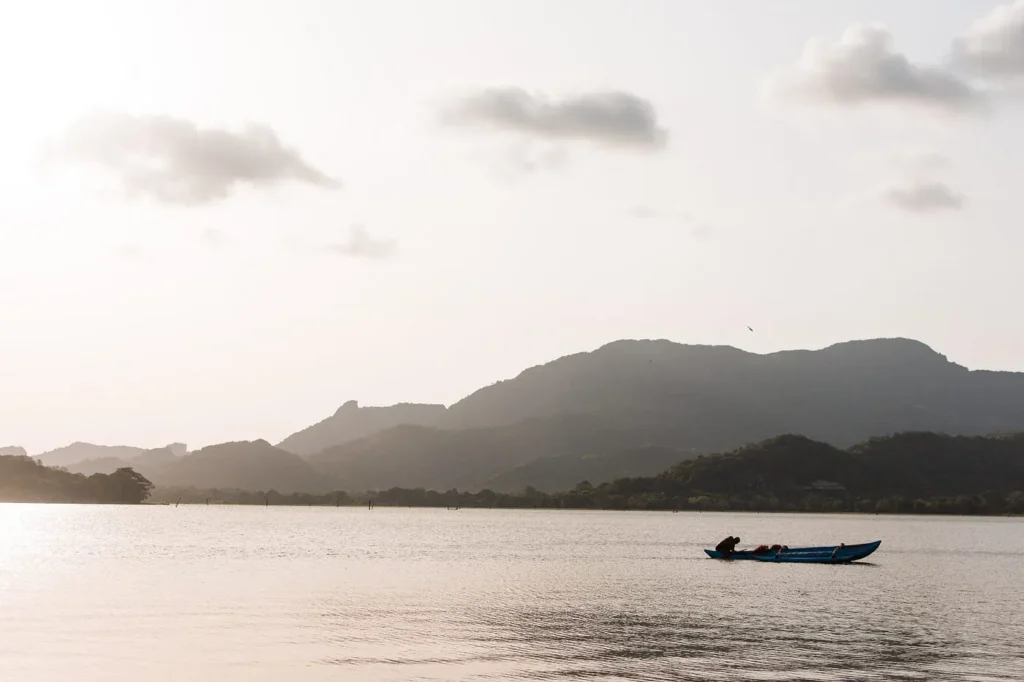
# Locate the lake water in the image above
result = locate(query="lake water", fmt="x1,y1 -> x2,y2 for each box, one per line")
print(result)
0,505 -> 1021,681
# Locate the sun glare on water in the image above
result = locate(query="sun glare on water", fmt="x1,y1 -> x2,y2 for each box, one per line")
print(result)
0,504 -> 35,566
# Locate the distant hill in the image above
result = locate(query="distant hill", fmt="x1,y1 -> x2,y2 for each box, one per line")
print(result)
132,446 -> 181,468
309,414 -> 672,491
66,457 -> 136,476
438,338 -> 1024,449
35,442 -> 147,469
647,431 -> 1024,506
294,338 -> 1024,493
366,432 -> 1024,515
67,446 -> 181,476
1,446 -> 27,457
276,400 -> 447,455
145,440 -> 330,493
34,442 -> 185,476
480,445 -> 697,493
845,431 -> 1024,498
28,337 -> 1024,496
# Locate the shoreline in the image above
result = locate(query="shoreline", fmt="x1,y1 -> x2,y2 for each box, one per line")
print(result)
0,500 -> 997,518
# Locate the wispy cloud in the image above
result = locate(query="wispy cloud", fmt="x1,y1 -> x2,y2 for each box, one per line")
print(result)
441,88 -> 669,150
883,180 -> 966,212
503,143 -> 570,175
627,205 -> 696,223
51,112 -> 339,206
765,24 -> 984,114
325,226 -> 396,259
627,205 -> 712,237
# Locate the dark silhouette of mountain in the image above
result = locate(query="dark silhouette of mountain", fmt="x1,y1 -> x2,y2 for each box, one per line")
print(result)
295,338 -> 1024,493
24,337 -> 1024,497
35,442 -> 147,469
153,432 -> 1024,516
481,445 -> 698,493
438,338 -> 1024,449
845,431 -> 1024,498
276,400 -> 447,455
309,414 -> 665,491
1,446 -> 26,457
145,440 -> 330,493
359,432 -> 1024,515
642,431 -> 1024,507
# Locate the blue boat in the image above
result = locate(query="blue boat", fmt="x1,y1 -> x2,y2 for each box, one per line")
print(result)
704,540 -> 881,563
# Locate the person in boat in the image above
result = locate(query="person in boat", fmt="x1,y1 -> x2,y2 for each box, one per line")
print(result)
715,536 -> 741,557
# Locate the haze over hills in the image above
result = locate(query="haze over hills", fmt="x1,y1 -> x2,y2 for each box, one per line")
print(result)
276,400 -> 447,456
480,445 -> 697,494
143,432 -> 1024,516
66,445 -> 185,476
41,443 -> 188,477
305,337 -> 1024,492
17,338 -> 1024,494
35,442 -> 149,469
38,440 -> 323,493
307,413 -> 670,492
145,440 -> 328,493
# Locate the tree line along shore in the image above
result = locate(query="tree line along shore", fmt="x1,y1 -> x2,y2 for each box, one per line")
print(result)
5,432 -> 1023,516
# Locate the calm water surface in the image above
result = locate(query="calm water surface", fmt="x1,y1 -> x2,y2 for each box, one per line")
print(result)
0,505 -> 1021,681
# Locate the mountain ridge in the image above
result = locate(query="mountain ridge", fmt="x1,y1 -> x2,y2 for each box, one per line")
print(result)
17,337 -> 1024,493
276,399 -> 447,456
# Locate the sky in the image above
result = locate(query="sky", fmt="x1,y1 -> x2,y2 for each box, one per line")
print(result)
2,0 -> 1023,454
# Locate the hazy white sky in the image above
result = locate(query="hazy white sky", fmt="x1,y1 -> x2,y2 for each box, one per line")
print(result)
2,0 -> 1023,453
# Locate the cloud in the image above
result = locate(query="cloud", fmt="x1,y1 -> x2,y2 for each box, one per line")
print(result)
627,205 -> 696,223
441,88 -> 668,149
766,24 -> 984,114
954,0 -> 1024,78
504,143 -> 570,174
883,180 -> 966,212
52,113 -> 339,205
325,226 -> 396,258
626,205 -> 712,237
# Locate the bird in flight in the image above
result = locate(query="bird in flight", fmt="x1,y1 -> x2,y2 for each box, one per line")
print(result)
747,326 -> 754,332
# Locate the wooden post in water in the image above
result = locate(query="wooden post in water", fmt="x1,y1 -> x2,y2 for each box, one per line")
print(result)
175,498 -> 181,508
265,495 -> 269,507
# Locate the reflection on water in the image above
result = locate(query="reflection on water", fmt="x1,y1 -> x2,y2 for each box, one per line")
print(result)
0,505 -> 1021,681
309,586 -> 987,681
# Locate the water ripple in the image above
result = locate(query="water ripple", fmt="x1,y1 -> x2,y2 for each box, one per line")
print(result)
1,506 -> 1021,681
